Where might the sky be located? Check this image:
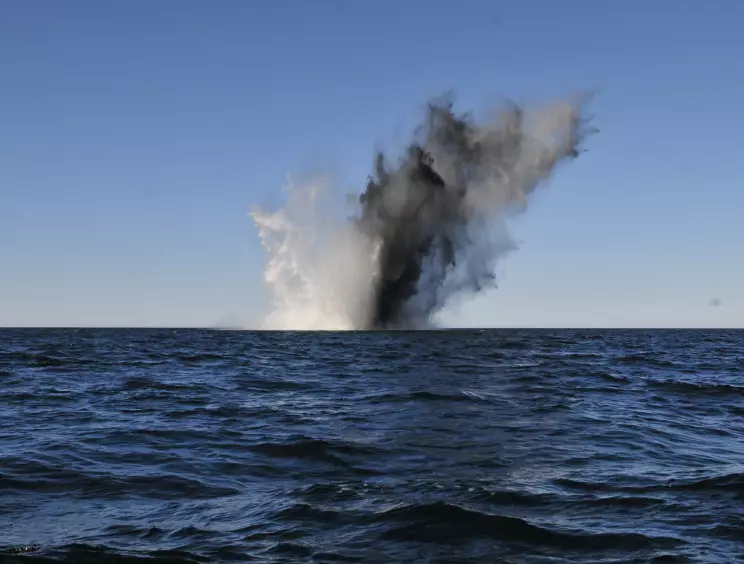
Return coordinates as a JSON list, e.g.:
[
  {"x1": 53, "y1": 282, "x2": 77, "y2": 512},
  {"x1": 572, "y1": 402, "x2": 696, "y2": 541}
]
[{"x1": 1, "y1": 0, "x2": 742, "y2": 328}]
